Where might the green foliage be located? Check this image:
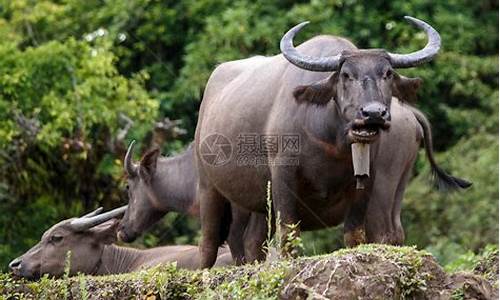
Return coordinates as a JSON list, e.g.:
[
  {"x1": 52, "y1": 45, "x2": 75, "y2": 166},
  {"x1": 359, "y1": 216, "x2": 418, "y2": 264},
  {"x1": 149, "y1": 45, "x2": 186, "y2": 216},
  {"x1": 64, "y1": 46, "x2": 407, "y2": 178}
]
[
  {"x1": 0, "y1": 258, "x2": 289, "y2": 299},
  {"x1": 78, "y1": 274, "x2": 89, "y2": 300},
  {"x1": 444, "y1": 244, "x2": 498, "y2": 273},
  {"x1": 0, "y1": 5, "x2": 158, "y2": 269},
  {"x1": 283, "y1": 223, "x2": 304, "y2": 258},
  {"x1": 63, "y1": 251, "x2": 71, "y2": 300},
  {"x1": 195, "y1": 262, "x2": 289, "y2": 300},
  {"x1": 128, "y1": 212, "x2": 201, "y2": 250},
  {"x1": 404, "y1": 124, "x2": 498, "y2": 265},
  {"x1": 301, "y1": 226, "x2": 344, "y2": 256}
]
